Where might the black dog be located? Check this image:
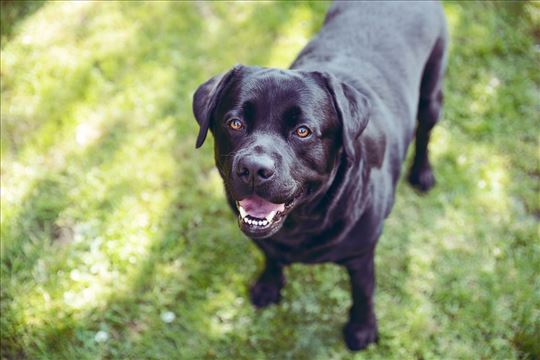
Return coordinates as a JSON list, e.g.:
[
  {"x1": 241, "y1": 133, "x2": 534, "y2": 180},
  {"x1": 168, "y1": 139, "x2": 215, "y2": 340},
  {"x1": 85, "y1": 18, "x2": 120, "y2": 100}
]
[{"x1": 193, "y1": 2, "x2": 448, "y2": 351}]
